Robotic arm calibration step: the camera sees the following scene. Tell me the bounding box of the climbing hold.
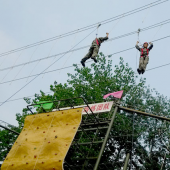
[73,127,76,129]
[11,164,14,166]
[26,162,28,164]
[47,114,49,116]
[59,160,61,162]
[62,112,63,114]
[43,131,45,133]
[37,127,39,129]
[53,168,56,170]
[54,130,55,132]
[55,135,57,138]
[44,138,46,140]
[34,147,36,150]
[51,125,53,127]
[34,155,37,158]
[77,110,79,112]
[48,141,50,143]
[25,133,27,135]
[25,138,27,141]
[24,155,26,158]
[55,153,57,155]
[42,162,44,164]
[66,123,68,125]
[66,144,68,146]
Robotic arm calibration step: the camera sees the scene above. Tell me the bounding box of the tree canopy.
[0,53,170,169]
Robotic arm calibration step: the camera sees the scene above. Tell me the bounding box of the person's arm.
[135,41,141,51]
[98,33,109,42]
[148,42,153,51]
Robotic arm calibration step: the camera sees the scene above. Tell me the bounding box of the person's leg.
[142,56,149,74]
[91,46,99,63]
[137,57,144,74]
[81,47,93,67]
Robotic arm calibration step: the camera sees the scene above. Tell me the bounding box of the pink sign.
[82,101,113,114]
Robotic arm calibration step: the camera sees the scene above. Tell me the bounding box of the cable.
[0,28,98,107]
[0,0,167,58]
[0,35,170,85]
[1,34,170,104]
[1,19,170,73]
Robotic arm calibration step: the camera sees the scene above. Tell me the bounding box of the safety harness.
[96,38,100,46]
[141,48,149,57]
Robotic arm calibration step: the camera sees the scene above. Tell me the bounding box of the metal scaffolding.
[2,97,170,169]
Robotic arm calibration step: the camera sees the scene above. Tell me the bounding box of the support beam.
[119,106,170,122]
[123,153,130,170]
[0,125,19,135]
[94,106,118,170]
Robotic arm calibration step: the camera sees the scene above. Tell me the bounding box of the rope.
[0,51,23,83]
[58,32,78,75]
[130,30,140,169]
[1,19,169,73]
[106,15,124,54]
[142,4,151,23]
[0,28,98,107]
[151,24,162,41]
[96,23,101,38]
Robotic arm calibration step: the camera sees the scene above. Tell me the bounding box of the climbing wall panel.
[2,108,82,170]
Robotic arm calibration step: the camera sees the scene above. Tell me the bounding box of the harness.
[96,38,100,46]
[141,48,149,58]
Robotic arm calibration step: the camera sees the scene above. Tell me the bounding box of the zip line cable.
[1,19,170,73]
[0,0,167,58]
[0,28,98,107]
[0,35,169,85]
[2,49,170,105]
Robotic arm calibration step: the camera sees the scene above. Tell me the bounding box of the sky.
[0,0,169,126]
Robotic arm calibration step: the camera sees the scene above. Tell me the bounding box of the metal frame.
[2,97,170,169]
[0,120,19,135]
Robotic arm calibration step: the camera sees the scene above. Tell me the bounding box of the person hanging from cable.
[81,33,109,67]
[136,41,153,74]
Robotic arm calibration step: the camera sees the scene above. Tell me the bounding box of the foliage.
[1,53,170,169]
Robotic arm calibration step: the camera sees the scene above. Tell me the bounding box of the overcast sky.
[0,0,169,126]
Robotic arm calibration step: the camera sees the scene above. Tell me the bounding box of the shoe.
[92,58,97,63]
[137,69,141,75]
[81,60,85,67]
[141,70,145,74]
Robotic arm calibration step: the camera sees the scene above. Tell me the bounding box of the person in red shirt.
[136,41,153,74]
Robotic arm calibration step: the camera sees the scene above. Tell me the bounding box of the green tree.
[1,53,170,169]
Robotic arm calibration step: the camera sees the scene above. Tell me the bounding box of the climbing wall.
[2,108,82,170]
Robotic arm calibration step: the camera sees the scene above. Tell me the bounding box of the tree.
[1,53,170,169]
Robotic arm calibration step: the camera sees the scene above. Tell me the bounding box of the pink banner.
[103,90,123,99]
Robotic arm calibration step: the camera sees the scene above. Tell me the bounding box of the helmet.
[143,42,148,45]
